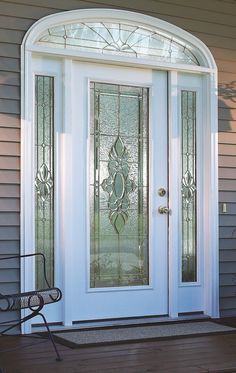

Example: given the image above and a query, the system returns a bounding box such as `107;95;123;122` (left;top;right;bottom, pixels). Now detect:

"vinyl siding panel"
219;133;236;144
0;198;19;212
0;240;20;253
0;72;20;87
0;43;20;59
0;114;20;128
219;204;236;215
0;170;20;184
0;15;34;31
0;29;25;44
0;142;20;156
219;180;236;192
0;212;20;225
0;128;20;142
220;193;236;206
0;156;20;170
219;121;236;133
0;0;235;324
211;47;236;62
219;169;236;179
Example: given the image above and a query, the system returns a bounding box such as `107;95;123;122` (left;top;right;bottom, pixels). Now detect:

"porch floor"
1;325;236;372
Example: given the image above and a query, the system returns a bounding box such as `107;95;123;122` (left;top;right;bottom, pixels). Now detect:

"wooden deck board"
1;333;236;372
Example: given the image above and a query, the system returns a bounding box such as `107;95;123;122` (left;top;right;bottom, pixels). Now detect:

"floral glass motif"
181;90;197;282
35;163;53;203
35;75;54;288
36;22;200;66
101;136;137;234
90;82;149;288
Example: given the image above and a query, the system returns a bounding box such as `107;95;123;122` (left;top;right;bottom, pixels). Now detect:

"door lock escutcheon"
158;188;166;197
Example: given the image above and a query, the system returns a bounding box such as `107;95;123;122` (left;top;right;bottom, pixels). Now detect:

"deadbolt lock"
158;188;167;197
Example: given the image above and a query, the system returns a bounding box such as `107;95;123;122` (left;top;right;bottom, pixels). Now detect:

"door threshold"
32;313;210;333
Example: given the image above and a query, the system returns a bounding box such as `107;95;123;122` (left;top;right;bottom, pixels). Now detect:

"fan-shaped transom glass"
36;22;200;66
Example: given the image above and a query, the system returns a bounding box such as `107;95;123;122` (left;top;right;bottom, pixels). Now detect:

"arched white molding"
22;9;217;71
21;8;219;333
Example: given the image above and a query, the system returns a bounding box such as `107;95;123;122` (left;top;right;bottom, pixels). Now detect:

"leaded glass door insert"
90;82;149;288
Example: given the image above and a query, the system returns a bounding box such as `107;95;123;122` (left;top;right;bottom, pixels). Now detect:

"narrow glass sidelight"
35;75;54;288
181;90;197;282
90;82;149;288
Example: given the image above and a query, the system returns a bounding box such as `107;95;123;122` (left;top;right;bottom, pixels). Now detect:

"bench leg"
38;312;62;361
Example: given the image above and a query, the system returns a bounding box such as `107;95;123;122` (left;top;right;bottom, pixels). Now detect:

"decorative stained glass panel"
90;82;149;288
181;90;197;283
35;75;54;288
36;22;200;66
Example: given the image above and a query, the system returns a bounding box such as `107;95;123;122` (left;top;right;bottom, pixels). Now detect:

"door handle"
158;206;169;214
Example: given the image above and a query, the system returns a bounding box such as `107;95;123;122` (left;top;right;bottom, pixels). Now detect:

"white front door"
63;62;168;321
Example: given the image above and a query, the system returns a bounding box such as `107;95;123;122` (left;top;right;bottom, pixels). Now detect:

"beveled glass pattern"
181;90;197;283
90;82;149;288
35;75;54;288
36;22;199;65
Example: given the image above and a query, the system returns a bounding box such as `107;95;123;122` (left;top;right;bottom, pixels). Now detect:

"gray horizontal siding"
219;133;236;144
219;204;236;215
218;60;236;73
0;240;20;252
0;43;20;59
220;249;236;261
0;28;25;44
0;15;34;31
0;186;19;198
220;215;236;226
0;212;20;225
0;128;20;142
219;39;236;318
0;0;235;324
0;156;20;169
0;114;20;127
219;191;236;203
219;121;236;133
0;198;19;212
0;71;20;86
0;58;20;73
219;144;236;157
0;142;20;156
0;170;20;184
219;167;236;178
0;254;20;329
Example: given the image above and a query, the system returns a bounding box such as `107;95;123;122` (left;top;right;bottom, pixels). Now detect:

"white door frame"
21;9;219;332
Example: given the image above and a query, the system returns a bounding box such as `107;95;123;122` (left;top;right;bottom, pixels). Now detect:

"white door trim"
21;9;219;332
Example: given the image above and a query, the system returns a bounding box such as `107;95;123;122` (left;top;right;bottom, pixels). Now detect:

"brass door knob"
158;206;169;214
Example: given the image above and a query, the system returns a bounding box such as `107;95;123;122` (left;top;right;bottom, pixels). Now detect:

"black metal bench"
0;253;62;361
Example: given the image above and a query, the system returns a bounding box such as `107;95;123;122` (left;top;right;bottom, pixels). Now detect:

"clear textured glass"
35;75;54;288
181;90;197;282
37;22;200;66
90;82;149;288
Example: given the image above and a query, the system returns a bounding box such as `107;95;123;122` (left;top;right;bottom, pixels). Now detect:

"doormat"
53;321;236;348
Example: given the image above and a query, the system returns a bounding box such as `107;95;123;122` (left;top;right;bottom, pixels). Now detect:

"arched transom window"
36;21;201;65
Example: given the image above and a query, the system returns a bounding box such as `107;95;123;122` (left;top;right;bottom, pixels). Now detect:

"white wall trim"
21;8;219;331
